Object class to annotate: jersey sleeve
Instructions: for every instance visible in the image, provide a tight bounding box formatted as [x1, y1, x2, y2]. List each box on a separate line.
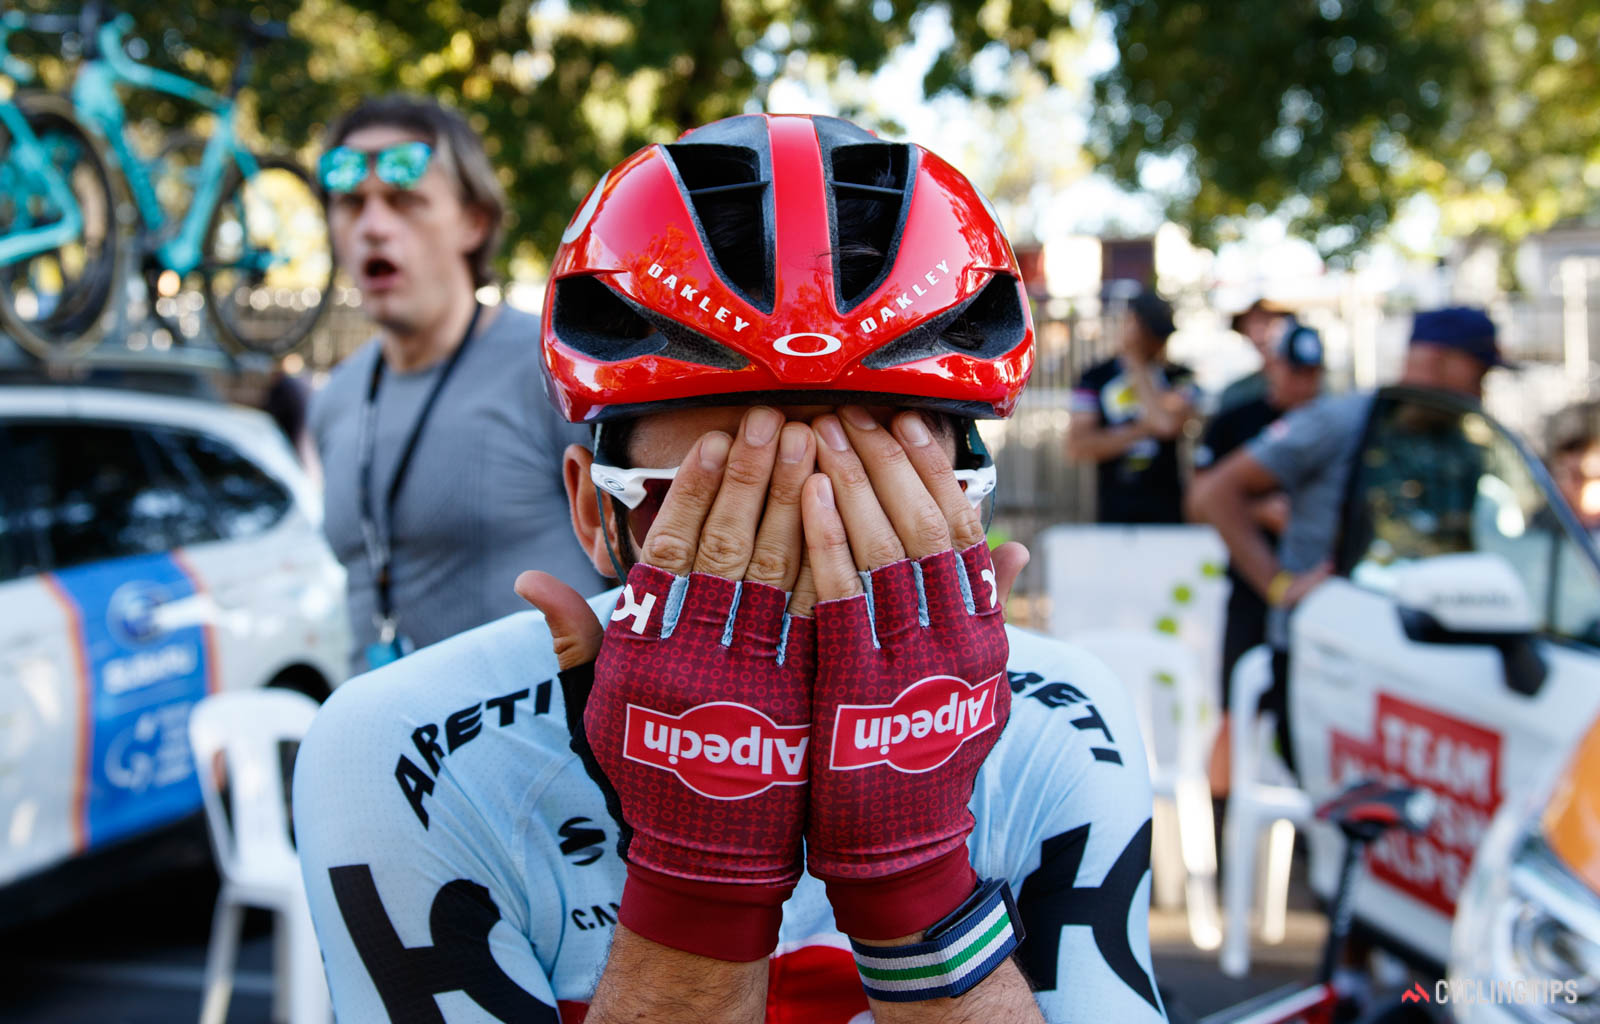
[1247, 392, 1367, 491]
[293, 645, 564, 1022]
[977, 634, 1167, 1023]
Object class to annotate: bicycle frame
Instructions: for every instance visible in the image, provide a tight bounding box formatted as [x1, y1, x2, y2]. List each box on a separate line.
[1197, 822, 1378, 1024]
[0, 16, 86, 267]
[69, 15, 260, 277]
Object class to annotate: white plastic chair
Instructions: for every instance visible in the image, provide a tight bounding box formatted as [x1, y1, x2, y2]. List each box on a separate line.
[189, 689, 330, 1024]
[1220, 644, 1313, 978]
[1068, 628, 1222, 951]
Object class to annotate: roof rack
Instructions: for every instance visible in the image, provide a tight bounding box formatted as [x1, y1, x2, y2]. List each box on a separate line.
[0, 335, 270, 399]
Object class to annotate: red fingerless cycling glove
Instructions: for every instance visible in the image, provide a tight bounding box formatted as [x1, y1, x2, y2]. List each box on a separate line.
[807, 543, 1010, 939]
[581, 564, 814, 961]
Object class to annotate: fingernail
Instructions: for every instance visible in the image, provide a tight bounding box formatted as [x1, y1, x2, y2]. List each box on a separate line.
[745, 407, 780, 446]
[841, 406, 878, 430]
[900, 413, 932, 447]
[779, 425, 808, 463]
[815, 475, 835, 509]
[700, 432, 730, 470]
[815, 417, 849, 452]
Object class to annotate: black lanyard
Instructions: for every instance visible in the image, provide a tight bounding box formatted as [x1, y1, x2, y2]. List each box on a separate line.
[358, 303, 483, 635]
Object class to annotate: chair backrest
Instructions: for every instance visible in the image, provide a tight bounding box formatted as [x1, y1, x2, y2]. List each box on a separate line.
[1067, 628, 1212, 777]
[188, 688, 321, 879]
[1042, 524, 1229, 701]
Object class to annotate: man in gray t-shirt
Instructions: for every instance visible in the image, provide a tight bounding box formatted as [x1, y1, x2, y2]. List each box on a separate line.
[311, 95, 605, 674]
[1188, 305, 1506, 770]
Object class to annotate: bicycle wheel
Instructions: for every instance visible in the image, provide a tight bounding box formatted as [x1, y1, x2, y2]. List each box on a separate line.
[0, 94, 121, 360]
[201, 156, 333, 357]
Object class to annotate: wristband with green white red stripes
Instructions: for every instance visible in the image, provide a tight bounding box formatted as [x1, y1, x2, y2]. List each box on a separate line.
[848, 878, 1024, 1003]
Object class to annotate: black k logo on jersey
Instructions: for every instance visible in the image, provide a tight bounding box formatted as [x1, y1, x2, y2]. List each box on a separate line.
[329, 865, 559, 1022]
[1017, 820, 1160, 1011]
[559, 817, 606, 866]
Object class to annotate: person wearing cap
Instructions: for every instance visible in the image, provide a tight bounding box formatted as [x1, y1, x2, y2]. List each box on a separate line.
[1191, 323, 1324, 792]
[1068, 289, 1198, 523]
[1217, 298, 1295, 413]
[1188, 305, 1504, 773]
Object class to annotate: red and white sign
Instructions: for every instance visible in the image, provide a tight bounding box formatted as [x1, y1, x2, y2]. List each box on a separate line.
[829, 673, 1002, 773]
[623, 701, 810, 800]
[1328, 694, 1502, 913]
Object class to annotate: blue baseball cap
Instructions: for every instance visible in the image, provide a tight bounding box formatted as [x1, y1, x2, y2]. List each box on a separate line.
[1277, 323, 1324, 369]
[1410, 306, 1506, 367]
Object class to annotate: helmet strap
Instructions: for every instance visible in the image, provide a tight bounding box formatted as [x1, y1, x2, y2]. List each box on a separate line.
[592, 482, 634, 583]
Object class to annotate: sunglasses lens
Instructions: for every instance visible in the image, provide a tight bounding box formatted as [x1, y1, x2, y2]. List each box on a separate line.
[627, 478, 675, 543]
[319, 148, 366, 192]
[376, 142, 432, 188]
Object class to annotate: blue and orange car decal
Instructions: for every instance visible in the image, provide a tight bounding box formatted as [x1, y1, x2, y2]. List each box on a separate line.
[42, 551, 215, 853]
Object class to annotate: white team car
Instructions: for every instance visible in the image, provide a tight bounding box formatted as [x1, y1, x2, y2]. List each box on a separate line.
[1289, 385, 1600, 1014]
[0, 384, 349, 914]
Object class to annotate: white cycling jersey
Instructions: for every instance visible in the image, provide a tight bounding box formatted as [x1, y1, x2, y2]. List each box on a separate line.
[293, 589, 1167, 1023]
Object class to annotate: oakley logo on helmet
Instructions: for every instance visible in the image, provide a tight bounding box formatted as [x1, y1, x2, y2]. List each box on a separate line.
[857, 258, 952, 334]
[771, 332, 842, 358]
[611, 584, 657, 635]
[830, 673, 1003, 773]
[623, 701, 811, 799]
[645, 262, 751, 333]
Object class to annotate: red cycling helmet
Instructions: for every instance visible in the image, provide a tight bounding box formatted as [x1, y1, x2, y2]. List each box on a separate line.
[541, 113, 1034, 423]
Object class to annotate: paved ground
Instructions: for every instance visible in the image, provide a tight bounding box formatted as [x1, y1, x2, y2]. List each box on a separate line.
[0, 862, 1325, 1023]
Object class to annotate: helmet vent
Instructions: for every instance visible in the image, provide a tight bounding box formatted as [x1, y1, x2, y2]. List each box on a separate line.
[862, 272, 1028, 369]
[552, 275, 749, 371]
[829, 143, 911, 309]
[662, 143, 772, 309]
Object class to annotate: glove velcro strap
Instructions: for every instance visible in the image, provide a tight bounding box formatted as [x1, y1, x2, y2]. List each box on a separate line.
[849, 879, 1023, 1003]
[618, 864, 791, 963]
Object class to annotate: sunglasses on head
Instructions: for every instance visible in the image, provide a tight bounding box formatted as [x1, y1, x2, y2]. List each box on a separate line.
[589, 459, 997, 544]
[319, 141, 433, 193]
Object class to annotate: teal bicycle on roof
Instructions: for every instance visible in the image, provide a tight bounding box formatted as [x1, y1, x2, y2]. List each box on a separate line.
[0, 3, 333, 358]
[0, 10, 119, 356]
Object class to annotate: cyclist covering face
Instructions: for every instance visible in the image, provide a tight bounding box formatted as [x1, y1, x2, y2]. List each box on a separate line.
[294, 113, 1168, 1024]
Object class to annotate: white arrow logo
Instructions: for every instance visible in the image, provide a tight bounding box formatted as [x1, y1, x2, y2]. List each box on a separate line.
[611, 584, 657, 635]
[981, 568, 997, 609]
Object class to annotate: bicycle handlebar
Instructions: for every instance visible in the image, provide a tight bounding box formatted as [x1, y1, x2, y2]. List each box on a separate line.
[84, 5, 287, 103]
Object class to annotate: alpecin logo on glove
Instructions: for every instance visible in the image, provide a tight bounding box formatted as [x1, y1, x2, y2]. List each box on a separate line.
[829, 673, 1004, 773]
[623, 701, 811, 800]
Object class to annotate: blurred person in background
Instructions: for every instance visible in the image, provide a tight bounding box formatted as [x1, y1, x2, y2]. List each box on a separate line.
[309, 95, 604, 674]
[1188, 306, 1502, 774]
[1216, 298, 1294, 413]
[1547, 408, 1600, 534]
[1067, 289, 1198, 523]
[1191, 323, 1324, 793]
[262, 352, 313, 465]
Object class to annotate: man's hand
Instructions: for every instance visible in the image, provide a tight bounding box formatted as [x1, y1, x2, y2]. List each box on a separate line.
[1279, 560, 1332, 607]
[802, 407, 1020, 934]
[801, 408, 1041, 1022]
[528, 409, 820, 967]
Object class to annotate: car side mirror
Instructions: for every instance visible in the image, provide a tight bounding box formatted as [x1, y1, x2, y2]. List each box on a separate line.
[1393, 553, 1547, 696]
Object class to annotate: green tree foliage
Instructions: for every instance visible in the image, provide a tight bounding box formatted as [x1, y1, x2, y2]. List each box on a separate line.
[26, 0, 1594, 269]
[1089, 0, 1477, 258]
[87, 0, 1077, 274]
[1090, 0, 1600, 259]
